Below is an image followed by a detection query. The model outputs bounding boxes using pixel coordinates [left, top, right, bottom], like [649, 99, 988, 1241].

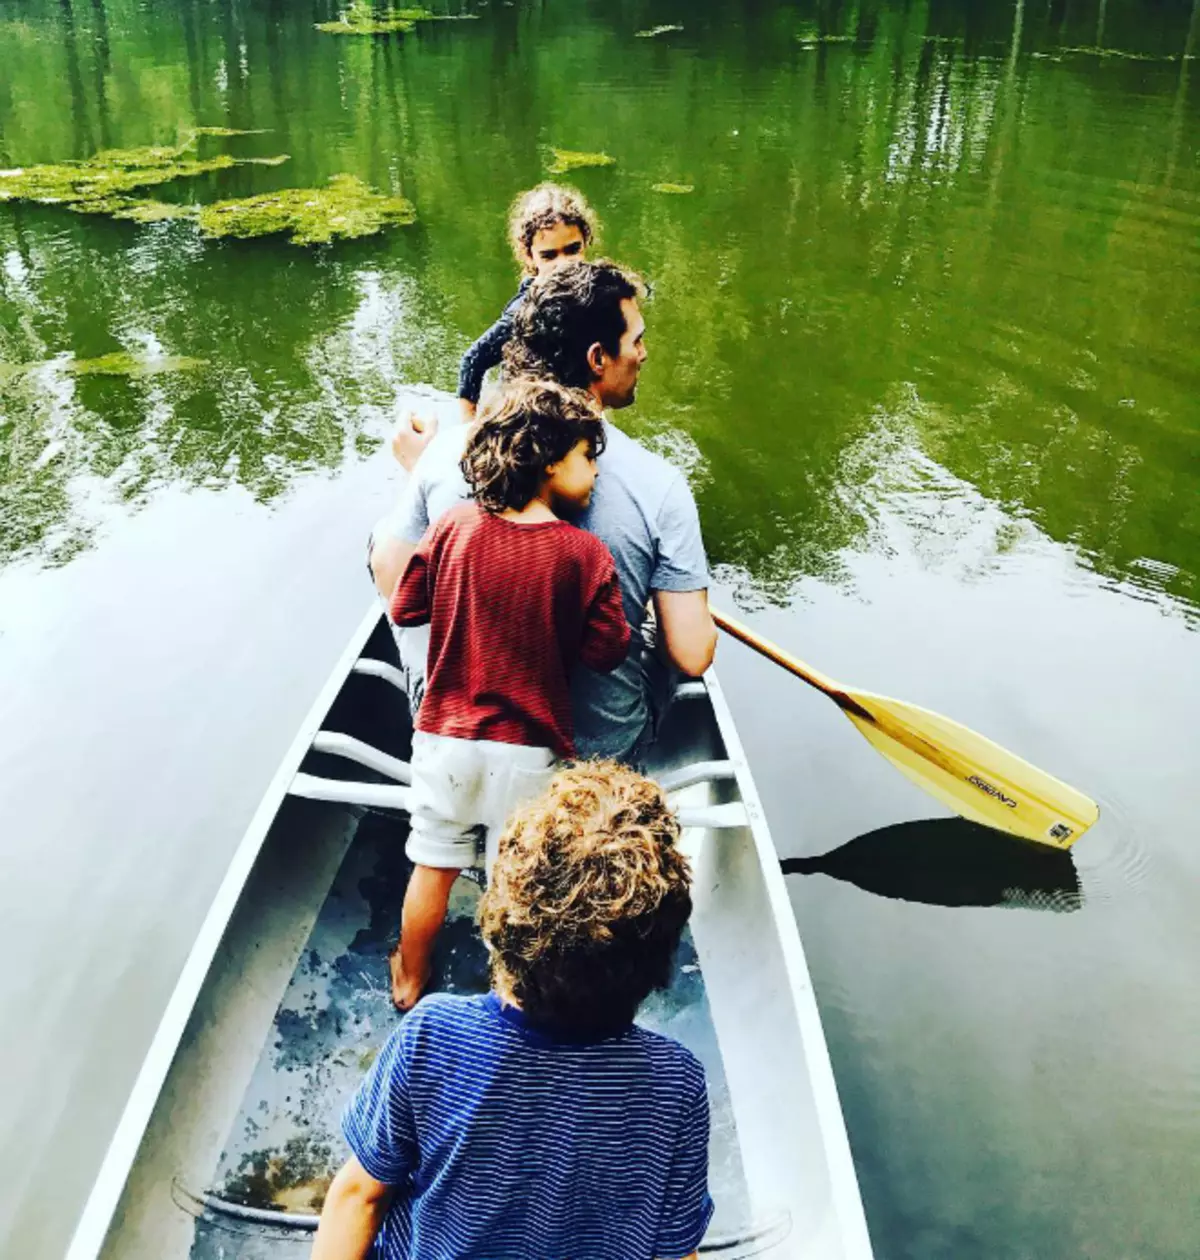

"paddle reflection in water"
[782, 819, 1081, 913]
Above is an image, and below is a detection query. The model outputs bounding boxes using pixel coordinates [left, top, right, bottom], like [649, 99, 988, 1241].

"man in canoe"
[313, 762, 713, 1260]
[370, 259, 717, 767]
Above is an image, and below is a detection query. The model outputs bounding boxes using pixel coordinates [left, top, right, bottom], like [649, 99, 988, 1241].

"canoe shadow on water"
[781, 818, 1083, 912]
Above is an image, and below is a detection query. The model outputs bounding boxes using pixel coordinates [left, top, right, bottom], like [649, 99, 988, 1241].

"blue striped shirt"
[342, 991, 714, 1259]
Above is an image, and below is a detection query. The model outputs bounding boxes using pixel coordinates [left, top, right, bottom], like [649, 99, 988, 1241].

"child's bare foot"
[389, 946, 430, 1011]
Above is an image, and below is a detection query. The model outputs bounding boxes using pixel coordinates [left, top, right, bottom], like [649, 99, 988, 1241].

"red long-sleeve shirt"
[390, 503, 630, 759]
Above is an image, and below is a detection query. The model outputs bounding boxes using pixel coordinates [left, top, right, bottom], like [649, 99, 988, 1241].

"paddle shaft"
[712, 605, 989, 775]
[711, 607, 874, 720]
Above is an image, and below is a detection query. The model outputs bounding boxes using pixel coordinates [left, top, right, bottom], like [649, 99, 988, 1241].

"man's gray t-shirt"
[383, 421, 709, 761]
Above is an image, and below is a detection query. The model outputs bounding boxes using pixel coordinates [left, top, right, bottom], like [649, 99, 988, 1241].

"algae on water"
[190, 127, 266, 137]
[796, 31, 856, 46]
[0, 131, 287, 222]
[652, 182, 694, 194]
[65, 352, 209, 377]
[108, 200, 199, 223]
[196, 174, 417, 245]
[1, 352, 208, 380]
[0, 152, 238, 209]
[315, 2, 472, 34]
[1057, 45, 1164, 60]
[0, 133, 411, 247]
[316, 15, 417, 34]
[545, 149, 616, 175]
[635, 24, 683, 38]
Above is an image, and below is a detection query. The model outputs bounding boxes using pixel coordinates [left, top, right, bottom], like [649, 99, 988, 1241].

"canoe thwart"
[677, 801, 749, 830]
[289, 772, 411, 812]
[656, 759, 736, 793]
[351, 657, 410, 695]
[673, 680, 708, 701]
[288, 771, 747, 829]
[311, 731, 413, 784]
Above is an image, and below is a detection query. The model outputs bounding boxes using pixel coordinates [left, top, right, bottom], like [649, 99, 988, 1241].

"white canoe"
[64, 601, 875, 1260]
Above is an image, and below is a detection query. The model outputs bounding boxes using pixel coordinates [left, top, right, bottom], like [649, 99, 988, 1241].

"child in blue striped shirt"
[313, 762, 713, 1260]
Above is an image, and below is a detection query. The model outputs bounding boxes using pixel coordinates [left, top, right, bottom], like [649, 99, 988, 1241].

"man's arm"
[389, 540, 433, 628]
[371, 534, 418, 602]
[653, 589, 716, 677]
[311, 1156, 394, 1260]
[648, 472, 715, 677]
[371, 423, 434, 599]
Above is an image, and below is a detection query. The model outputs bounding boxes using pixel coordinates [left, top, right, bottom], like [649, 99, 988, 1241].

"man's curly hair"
[479, 762, 693, 1036]
[503, 259, 644, 390]
[509, 183, 597, 274]
[461, 378, 605, 513]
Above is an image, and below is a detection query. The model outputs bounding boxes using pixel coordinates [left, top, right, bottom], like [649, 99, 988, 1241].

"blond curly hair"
[509, 183, 597, 274]
[479, 762, 692, 1035]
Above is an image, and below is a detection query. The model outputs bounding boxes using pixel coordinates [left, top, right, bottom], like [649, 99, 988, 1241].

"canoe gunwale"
[700, 670, 875, 1258]
[63, 605, 384, 1260]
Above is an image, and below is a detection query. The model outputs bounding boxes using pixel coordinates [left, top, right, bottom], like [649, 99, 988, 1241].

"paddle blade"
[842, 693, 1099, 849]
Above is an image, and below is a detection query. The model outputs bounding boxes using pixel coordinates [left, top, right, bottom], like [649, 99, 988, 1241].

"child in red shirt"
[388, 379, 629, 1009]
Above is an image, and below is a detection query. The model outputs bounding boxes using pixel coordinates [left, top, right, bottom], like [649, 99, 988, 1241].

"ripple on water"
[1069, 790, 1152, 904]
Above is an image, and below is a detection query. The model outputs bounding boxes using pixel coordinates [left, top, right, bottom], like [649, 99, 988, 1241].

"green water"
[1, 1, 1198, 1256]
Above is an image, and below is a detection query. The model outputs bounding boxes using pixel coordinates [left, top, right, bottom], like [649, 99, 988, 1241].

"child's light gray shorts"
[406, 731, 555, 873]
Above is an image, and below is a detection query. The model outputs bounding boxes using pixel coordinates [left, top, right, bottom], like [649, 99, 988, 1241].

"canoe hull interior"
[93, 613, 873, 1260]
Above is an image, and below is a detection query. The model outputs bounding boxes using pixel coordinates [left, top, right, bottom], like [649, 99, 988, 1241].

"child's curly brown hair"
[479, 761, 693, 1036]
[461, 378, 606, 514]
[509, 183, 597, 274]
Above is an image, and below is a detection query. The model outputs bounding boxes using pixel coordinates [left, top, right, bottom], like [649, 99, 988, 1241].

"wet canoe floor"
[188, 808, 751, 1258]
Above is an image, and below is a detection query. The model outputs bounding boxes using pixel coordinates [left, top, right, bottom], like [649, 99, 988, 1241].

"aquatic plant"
[0, 135, 414, 246]
[635, 24, 683, 38]
[196, 174, 417, 245]
[109, 200, 198, 223]
[0, 131, 288, 222]
[0, 352, 208, 380]
[1057, 45, 1169, 61]
[796, 30, 856, 46]
[652, 182, 694, 194]
[545, 148, 616, 175]
[316, 14, 417, 34]
[190, 127, 267, 137]
[65, 352, 209, 377]
[0, 152, 236, 210]
[314, 2, 474, 35]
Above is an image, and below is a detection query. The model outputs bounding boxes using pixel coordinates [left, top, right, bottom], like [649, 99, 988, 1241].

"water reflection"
[0, 0, 1197, 615]
[783, 817, 1082, 912]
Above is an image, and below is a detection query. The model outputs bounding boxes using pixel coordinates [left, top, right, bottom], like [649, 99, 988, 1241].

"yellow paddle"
[712, 607, 1099, 850]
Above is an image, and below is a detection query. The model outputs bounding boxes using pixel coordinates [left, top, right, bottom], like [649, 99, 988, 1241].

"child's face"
[528, 222, 587, 275]
[545, 438, 599, 512]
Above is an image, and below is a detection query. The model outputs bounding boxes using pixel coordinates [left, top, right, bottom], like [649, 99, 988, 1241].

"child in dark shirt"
[387, 379, 630, 1009]
[456, 184, 597, 421]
